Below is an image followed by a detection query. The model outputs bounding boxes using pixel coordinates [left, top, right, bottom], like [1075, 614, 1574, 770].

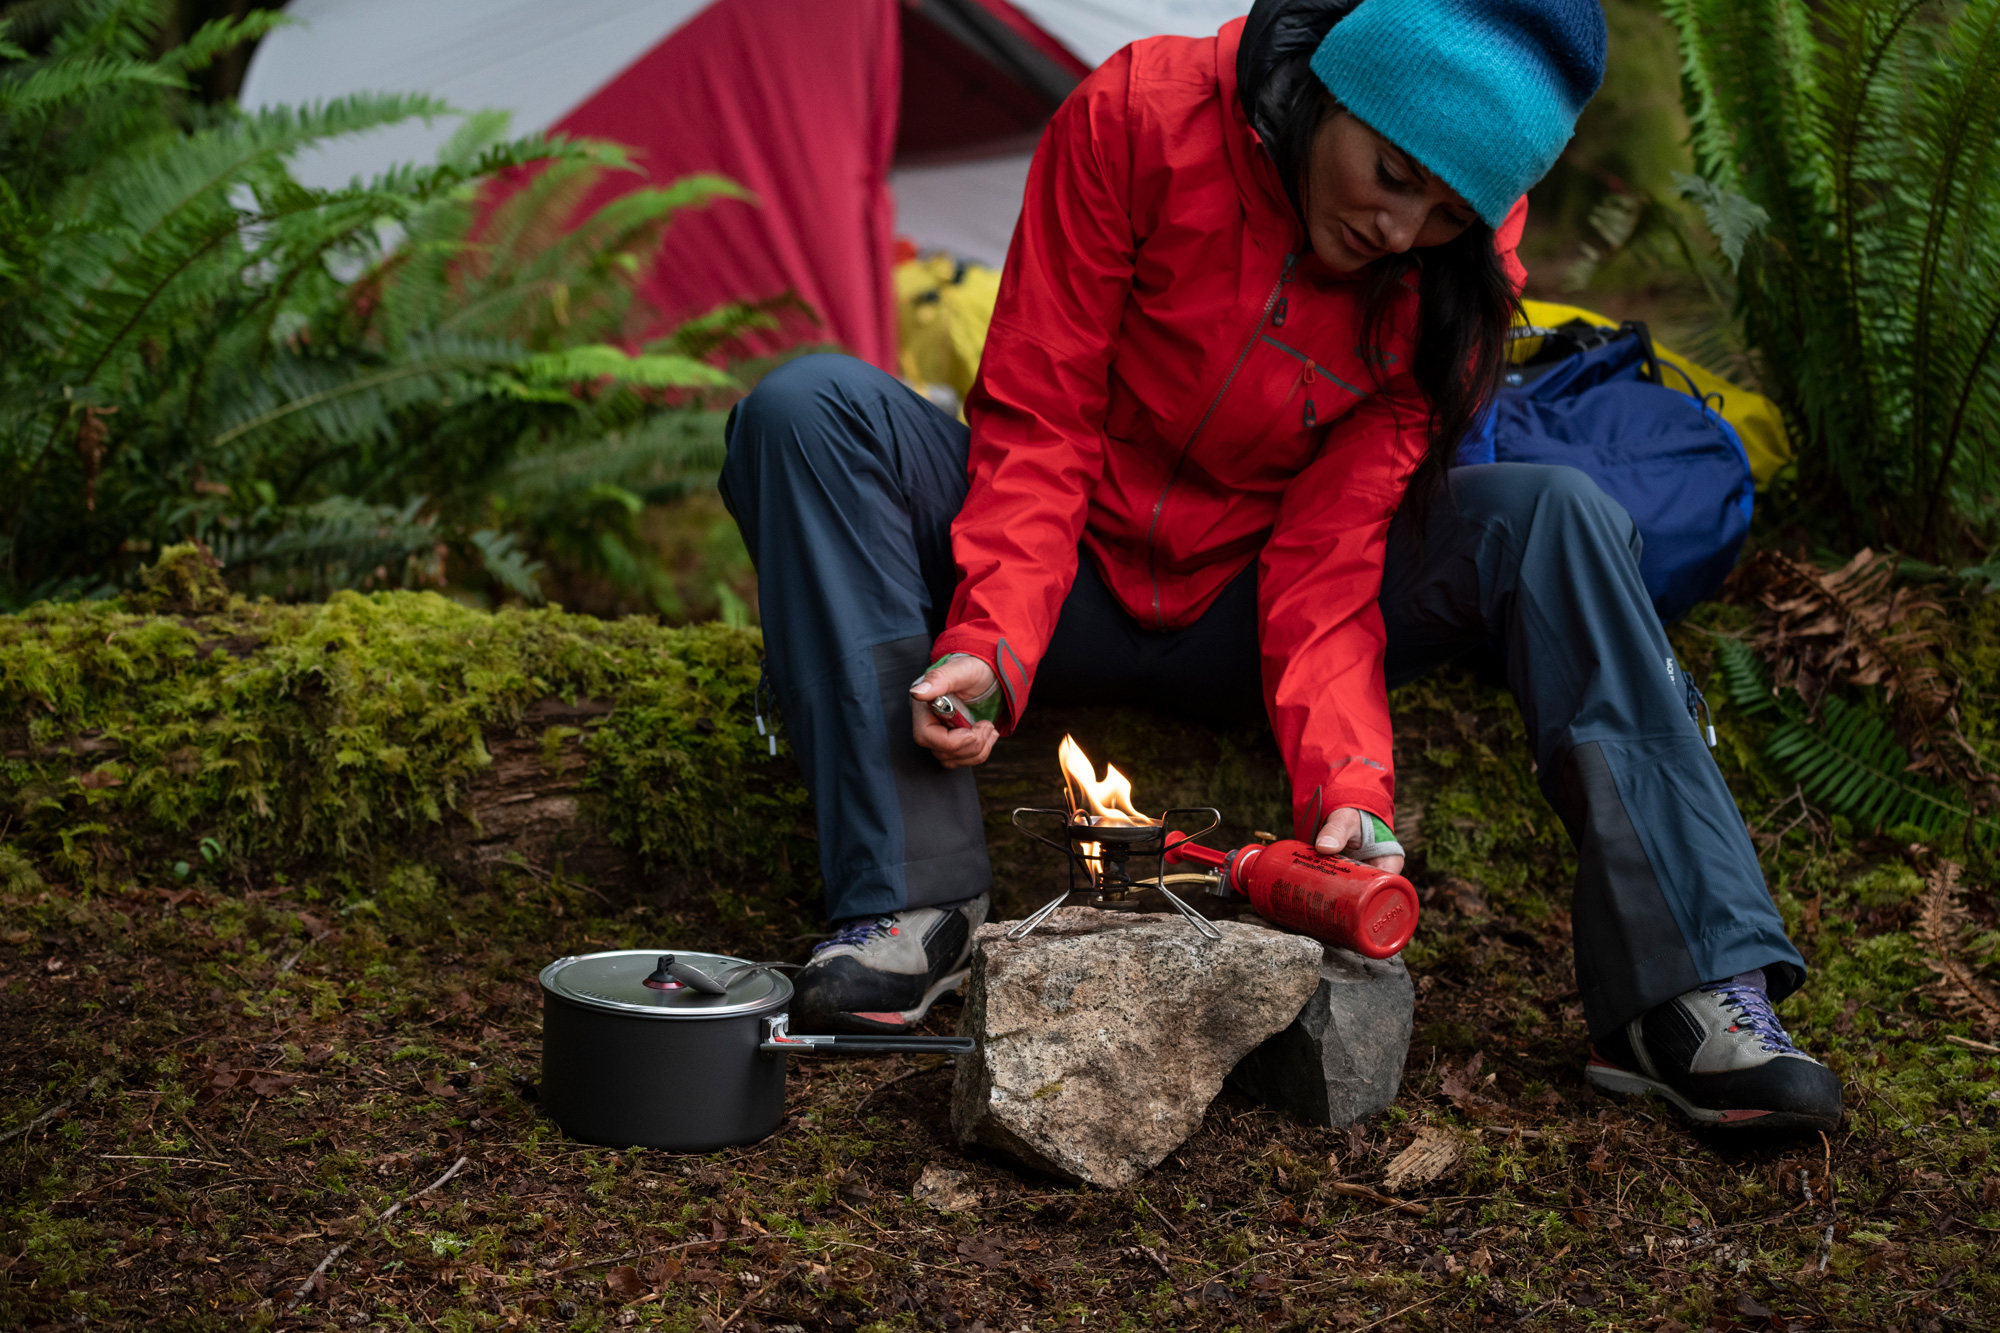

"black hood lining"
[1236, 0, 1360, 151]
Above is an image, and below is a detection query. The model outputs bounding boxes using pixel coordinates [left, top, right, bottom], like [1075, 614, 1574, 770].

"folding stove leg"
[1154, 882, 1224, 941]
[1004, 889, 1073, 941]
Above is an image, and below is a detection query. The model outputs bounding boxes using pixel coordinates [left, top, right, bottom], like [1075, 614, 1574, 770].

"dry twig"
[0, 1098, 77, 1145]
[285, 1155, 471, 1313]
[1328, 1181, 1428, 1216]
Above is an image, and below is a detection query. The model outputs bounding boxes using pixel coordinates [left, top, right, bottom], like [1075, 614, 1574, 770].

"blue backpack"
[1457, 319, 1755, 622]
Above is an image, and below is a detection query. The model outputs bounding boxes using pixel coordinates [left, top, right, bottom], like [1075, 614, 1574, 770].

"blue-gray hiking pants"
[719, 354, 1806, 1038]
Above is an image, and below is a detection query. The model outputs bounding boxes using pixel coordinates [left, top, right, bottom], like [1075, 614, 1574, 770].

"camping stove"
[1007, 807, 1225, 941]
[1007, 736, 1227, 942]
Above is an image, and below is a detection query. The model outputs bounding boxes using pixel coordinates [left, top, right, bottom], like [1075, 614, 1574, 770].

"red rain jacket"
[931, 18, 1527, 839]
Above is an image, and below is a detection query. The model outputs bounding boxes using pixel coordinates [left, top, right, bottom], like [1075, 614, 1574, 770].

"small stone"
[911, 1164, 979, 1212]
[952, 909, 1323, 1187]
[1227, 946, 1413, 1126]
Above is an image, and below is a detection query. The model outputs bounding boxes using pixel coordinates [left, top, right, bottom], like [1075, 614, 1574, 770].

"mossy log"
[0, 547, 1297, 922]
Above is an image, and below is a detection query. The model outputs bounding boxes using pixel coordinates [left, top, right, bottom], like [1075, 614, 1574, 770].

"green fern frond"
[0, 52, 181, 118]
[1663, 0, 2000, 552]
[154, 9, 289, 76]
[208, 334, 524, 449]
[1715, 636, 1777, 715]
[1763, 696, 1986, 839]
[466, 528, 544, 602]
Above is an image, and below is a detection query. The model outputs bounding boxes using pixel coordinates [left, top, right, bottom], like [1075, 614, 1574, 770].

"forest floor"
[4, 585, 1999, 1332]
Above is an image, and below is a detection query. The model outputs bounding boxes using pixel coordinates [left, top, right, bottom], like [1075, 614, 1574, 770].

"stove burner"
[1007, 805, 1226, 942]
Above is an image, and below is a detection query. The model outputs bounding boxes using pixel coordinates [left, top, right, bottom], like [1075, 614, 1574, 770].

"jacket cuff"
[1291, 783, 1395, 843]
[929, 631, 1030, 735]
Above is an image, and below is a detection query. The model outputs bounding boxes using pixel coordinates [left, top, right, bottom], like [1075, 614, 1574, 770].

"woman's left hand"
[1313, 808, 1405, 874]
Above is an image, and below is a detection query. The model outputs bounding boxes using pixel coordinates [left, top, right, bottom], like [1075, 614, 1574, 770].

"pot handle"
[760, 1013, 974, 1056]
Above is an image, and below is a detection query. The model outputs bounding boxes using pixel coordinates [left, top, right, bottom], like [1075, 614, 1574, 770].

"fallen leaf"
[911, 1164, 979, 1212]
[296, 912, 340, 943]
[604, 1265, 645, 1298]
[1585, 1145, 1611, 1173]
[1439, 1052, 1485, 1104]
[640, 1254, 683, 1285]
[955, 1235, 1008, 1268]
[1382, 1125, 1461, 1192]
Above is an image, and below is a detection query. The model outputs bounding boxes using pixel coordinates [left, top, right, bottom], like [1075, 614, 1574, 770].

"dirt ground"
[3, 663, 1998, 1332]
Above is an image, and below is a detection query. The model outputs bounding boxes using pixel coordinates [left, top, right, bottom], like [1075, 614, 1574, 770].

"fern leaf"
[1674, 172, 1770, 270]
[0, 53, 182, 118]
[467, 528, 544, 602]
[155, 10, 291, 76]
[1716, 636, 1776, 714]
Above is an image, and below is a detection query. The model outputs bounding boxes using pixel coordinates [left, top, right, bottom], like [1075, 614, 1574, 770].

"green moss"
[0, 583, 808, 898]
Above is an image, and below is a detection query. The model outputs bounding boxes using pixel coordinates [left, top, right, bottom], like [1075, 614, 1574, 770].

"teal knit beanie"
[1309, 0, 1607, 228]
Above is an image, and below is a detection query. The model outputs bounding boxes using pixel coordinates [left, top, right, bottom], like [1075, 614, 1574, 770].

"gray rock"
[951, 908, 1323, 1187]
[1227, 946, 1414, 1126]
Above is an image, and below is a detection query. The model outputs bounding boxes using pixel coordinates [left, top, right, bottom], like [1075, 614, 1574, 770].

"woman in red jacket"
[721, 0, 1839, 1131]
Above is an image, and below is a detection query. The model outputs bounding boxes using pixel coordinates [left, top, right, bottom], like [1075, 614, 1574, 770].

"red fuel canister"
[1164, 834, 1419, 959]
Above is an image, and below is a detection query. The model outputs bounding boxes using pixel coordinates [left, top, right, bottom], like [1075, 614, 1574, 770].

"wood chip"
[1382, 1126, 1461, 1192]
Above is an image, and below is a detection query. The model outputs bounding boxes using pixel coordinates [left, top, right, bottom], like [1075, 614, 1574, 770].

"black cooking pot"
[539, 949, 973, 1150]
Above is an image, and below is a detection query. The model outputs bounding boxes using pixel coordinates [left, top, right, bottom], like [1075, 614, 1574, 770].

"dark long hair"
[1269, 65, 1518, 523]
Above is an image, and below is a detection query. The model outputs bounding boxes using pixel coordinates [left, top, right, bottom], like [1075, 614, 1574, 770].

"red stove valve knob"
[1164, 833, 1419, 960]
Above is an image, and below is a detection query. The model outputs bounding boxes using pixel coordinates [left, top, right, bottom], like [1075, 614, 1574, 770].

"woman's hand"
[910, 657, 1000, 769]
[1314, 807, 1406, 874]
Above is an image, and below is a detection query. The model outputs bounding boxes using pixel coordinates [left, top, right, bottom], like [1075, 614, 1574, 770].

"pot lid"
[539, 950, 791, 1018]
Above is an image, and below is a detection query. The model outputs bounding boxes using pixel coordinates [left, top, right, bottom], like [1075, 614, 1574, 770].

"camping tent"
[239, 0, 1253, 370]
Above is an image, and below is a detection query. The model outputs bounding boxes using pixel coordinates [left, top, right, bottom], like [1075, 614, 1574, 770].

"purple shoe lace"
[813, 917, 896, 955]
[1700, 971, 1803, 1056]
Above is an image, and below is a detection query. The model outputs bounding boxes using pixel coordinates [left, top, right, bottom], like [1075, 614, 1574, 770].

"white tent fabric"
[1012, 0, 1251, 67]
[889, 154, 1036, 269]
[239, 0, 705, 190]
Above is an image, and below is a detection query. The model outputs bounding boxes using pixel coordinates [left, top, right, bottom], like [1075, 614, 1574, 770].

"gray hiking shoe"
[790, 894, 989, 1034]
[1586, 970, 1842, 1131]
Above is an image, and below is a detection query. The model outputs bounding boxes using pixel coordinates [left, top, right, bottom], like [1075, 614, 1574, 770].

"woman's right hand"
[909, 656, 1001, 769]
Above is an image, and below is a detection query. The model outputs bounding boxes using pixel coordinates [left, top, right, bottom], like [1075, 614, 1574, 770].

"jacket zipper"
[1142, 252, 1297, 628]
[1258, 335, 1365, 396]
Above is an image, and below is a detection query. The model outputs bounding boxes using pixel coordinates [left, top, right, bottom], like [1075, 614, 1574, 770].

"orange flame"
[1058, 734, 1159, 827]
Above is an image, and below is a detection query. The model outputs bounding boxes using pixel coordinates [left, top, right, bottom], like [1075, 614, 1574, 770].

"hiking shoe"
[1585, 970, 1842, 1131]
[790, 895, 988, 1034]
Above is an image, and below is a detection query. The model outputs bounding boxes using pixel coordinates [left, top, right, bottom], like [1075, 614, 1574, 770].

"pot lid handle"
[641, 954, 729, 995]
